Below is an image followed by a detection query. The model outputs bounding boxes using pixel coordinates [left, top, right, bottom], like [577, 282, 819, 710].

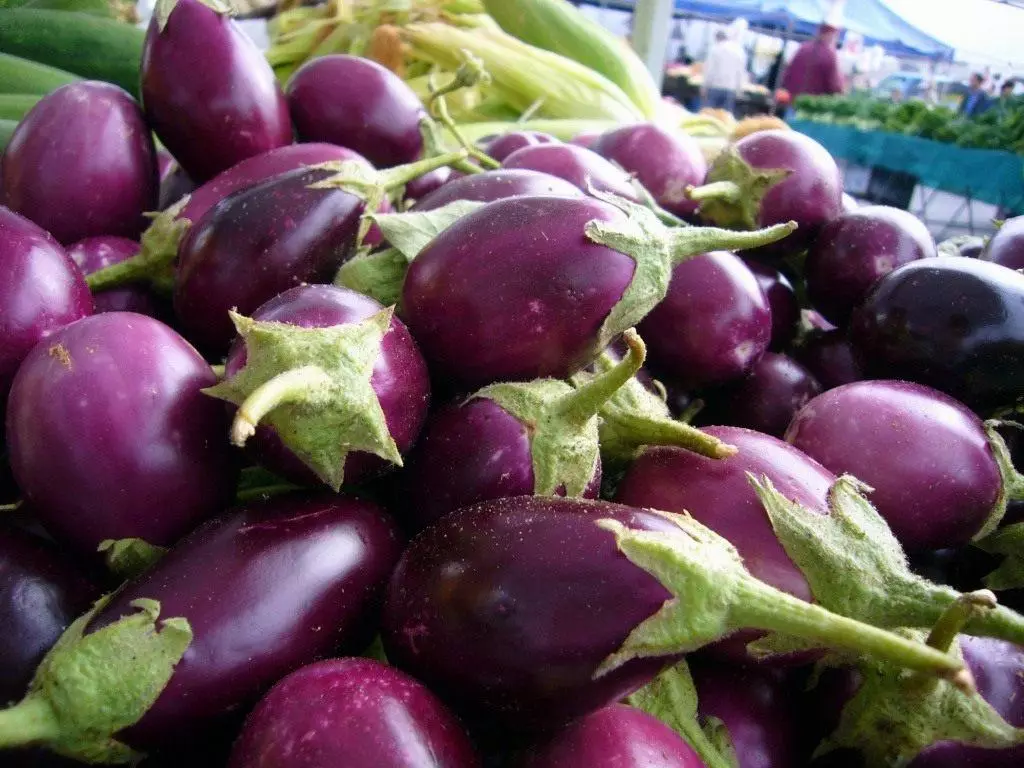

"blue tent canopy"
[579, 0, 954, 60]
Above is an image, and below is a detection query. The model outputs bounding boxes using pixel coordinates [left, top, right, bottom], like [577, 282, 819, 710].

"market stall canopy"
[580, 0, 955, 59]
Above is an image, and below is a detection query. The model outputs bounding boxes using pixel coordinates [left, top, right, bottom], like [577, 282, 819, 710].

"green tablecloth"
[787, 119, 1024, 211]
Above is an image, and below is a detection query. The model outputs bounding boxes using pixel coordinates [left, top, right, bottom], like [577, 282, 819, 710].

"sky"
[885, 0, 1024, 70]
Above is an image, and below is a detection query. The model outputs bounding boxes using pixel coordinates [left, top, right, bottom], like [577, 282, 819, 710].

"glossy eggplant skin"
[743, 258, 800, 351]
[792, 330, 864, 391]
[287, 55, 424, 169]
[519, 704, 706, 768]
[228, 658, 480, 768]
[483, 131, 558, 163]
[88, 493, 402, 748]
[501, 143, 640, 202]
[174, 166, 365, 356]
[981, 214, 1024, 270]
[806, 206, 935, 327]
[2, 82, 158, 244]
[849, 257, 1024, 413]
[67, 236, 164, 317]
[141, 0, 293, 183]
[381, 496, 679, 734]
[411, 169, 583, 212]
[401, 196, 635, 389]
[0, 207, 92, 402]
[0, 525, 98, 704]
[223, 285, 431, 488]
[639, 251, 771, 390]
[6, 312, 238, 554]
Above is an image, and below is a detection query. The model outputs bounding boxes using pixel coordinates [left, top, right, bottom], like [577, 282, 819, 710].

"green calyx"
[582, 188, 796, 353]
[0, 597, 192, 764]
[686, 146, 792, 231]
[98, 538, 168, 581]
[418, 116, 488, 180]
[595, 509, 965, 682]
[478, 328, 646, 497]
[973, 421, 1024, 542]
[84, 198, 191, 294]
[628, 662, 738, 768]
[569, 346, 736, 469]
[816, 593, 1024, 765]
[977, 523, 1024, 591]
[202, 308, 400, 492]
[751, 473, 1024, 648]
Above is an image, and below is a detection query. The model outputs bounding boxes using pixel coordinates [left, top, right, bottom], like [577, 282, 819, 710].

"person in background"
[781, 23, 845, 100]
[701, 29, 746, 113]
[960, 73, 991, 118]
[996, 79, 1018, 113]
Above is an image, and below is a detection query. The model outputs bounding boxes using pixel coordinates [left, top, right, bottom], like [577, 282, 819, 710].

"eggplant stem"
[0, 696, 60, 748]
[608, 411, 737, 459]
[664, 221, 798, 268]
[686, 180, 742, 204]
[554, 329, 645, 427]
[230, 365, 333, 448]
[927, 590, 998, 653]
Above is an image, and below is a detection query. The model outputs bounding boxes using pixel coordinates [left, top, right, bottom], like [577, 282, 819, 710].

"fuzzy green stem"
[987, 421, 1024, 503]
[732, 578, 969, 687]
[606, 411, 737, 459]
[419, 117, 485, 177]
[686, 180, 742, 204]
[377, 150, 473, 192]
[678, 399, 705, 424]
[928, 590, 998, 653]
[434, 95, 502, 171]
[554, 329, 645, 427]
[0, 696, 60, 748]
[85, 246, 165, 293]
[665, 221, 797, 267]
[230, 365, 333, 447]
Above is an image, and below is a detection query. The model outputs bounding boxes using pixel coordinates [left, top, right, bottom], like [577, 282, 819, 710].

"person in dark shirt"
[781, 23, 845, 98]
[960, 73, 991, 117]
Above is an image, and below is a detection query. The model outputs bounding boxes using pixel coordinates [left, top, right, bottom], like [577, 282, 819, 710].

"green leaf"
[203, 309, 400, 491]
[373, 199, 488, 262]
[628, 662, 738, 768]
[977, 522, 1024, 591]
[334, 247, 410, 307]
[97, 538, 168, 581]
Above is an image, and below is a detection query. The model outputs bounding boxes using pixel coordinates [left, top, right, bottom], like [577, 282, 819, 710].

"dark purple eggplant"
[501, 143, 641, 201]
[592, 123, 707, 218]
[519, 703, 706, 767]
[849, 257, 1024, 412]
[0, 207, 92, 403]
[411, 168, 583, 212]
[5, 312, 237, 554]
[981, 215, 1024, 270]
[228, 658, 480, 768]
[688, 130, 843, 260]
[0, 525, 98, 704]
[569, 131, 600, 148]
[639, 251, 771, 390]
[483, 131, 558, 162]
[156, 154, 194, 211]
[697, 353, 822, 439]
[67, 237, 164, 317]
[792, 329, 863, 391]
[212, 284, 431, 491]
[401, 196, 794, 389]
[287, 55, 425, 169]
[785, 380, 1010, 551]
[0, 493, 401, 760]
[381, 496, 963, 734]
[806, 206, 935, 326]
[404, 166, 454, 204]
[2, 81, 157, 244]
[743, 258, 800, 351]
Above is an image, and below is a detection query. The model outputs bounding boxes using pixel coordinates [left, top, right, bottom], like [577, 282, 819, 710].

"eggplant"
[501, 143, 640, 201]
[792, 329, 863, 391]
[743, 258, 800, 351]
[981, 215, 1024, 270]
[67, 237, 164, 318]
[411, 168, 583, 212]
[483, 131, 558, 162]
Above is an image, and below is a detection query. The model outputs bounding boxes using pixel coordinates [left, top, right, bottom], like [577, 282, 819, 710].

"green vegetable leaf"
[335, 247, 410, 307]
[372, 199, 487, 262]
[97, 538, 168, 581]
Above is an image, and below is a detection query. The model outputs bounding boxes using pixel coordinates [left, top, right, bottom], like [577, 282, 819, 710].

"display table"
[787, 119, 1024, 226]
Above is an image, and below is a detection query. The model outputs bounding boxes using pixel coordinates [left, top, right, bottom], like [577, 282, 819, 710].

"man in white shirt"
[701, 29, 747, 113]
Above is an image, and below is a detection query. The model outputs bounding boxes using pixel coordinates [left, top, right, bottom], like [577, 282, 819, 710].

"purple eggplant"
[483, 131, 559, 163]
[698, 353, 822, 439]
[592, 123, 708, 218]
[0, 493, 401, 760]
[67, 237, 164, 317]
[381, 496, 963, 734]
[784, 381, 1007, 551]
[157, 155, 194, 212]
[404, 166, 454, 204]
[639, 251, 771, 390]
[142, 0, 292, 183]
[688, 130, 843, 260]
[2, 82, 157, 244]
[288, 55, 424, 169]
[502, 143, 641, 202]
[981, 215, 1024, 270]
[0, 525, 98, 704]
[411, 168, 583, 212]
[849, 257, 1024, 412]
[743, 258, 800, 351]
[5, 312, 237, 554]
[691, 661, 805, 768]
[519, 703, 706, 767]
[792, 329, 863, 391]
[0, 207, 92, 403]
[228, 658, 480, 768]
[570, 131, 600, 149]
[806, 206, 936, 326]
[213, 284, 431, 491]
[401, 196, 794, 389]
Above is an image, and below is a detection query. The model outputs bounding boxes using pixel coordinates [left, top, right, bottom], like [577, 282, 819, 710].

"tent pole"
[633, 0, 674, 90]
